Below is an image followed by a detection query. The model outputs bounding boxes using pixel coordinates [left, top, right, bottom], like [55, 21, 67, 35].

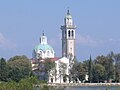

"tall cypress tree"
[0, 58, 8, 81]
[88, 55, 93, 83]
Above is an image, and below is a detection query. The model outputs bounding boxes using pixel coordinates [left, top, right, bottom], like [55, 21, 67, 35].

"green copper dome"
[34, 44, 54, 52]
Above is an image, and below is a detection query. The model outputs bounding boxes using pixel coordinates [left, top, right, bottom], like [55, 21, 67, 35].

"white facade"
[61, 9, 76, 58]
[49, 57, 70, 83]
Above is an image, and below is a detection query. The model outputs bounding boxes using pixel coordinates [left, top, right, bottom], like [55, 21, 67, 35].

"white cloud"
[76, 34, 97, 46]
[0, 32, 16, 49]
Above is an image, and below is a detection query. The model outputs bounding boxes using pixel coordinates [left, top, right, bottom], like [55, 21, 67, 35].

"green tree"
[59, 62, 67, 83]
[94, 54, 114, 82]
[7, 55, 32, 82]
[88, 55, 93, 83]
[44, 59, 55, 74]
[106, 52, 115, 81]
[69, 58, 79, 83]
[37, 58, 55, 81]
[0, 58, 9, 81]
[77, 62, 86, 82]
[8, 67, 22, 82]
[92, 64, 105, 83]
[114, 53, 120, 82]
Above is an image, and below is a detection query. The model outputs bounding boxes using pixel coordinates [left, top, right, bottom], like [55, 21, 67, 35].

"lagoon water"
[65, 86, 120, 90]
[35, 86, 120, 90]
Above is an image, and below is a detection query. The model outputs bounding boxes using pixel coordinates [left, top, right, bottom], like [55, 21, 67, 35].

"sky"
[0, 0, 120, 61]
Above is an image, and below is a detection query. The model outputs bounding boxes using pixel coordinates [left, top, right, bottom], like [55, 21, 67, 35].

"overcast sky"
[0, 0, 120, 61]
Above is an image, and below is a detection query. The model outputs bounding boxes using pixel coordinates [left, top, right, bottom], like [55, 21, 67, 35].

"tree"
[94, 54, 114, 82]
[7, 55, 32, 82]
[92, 64, 105, 83]
[114, 53, 120, 82]
[37, 58, 55, 81]
[44, 59, 55, 74]
[59, 62, 67, 83]
[0, 58, 9, 81]
[106, 52, 115, 81]
[88, 55, 93, 83]
[69, 58, 79, 83]
[77, 62, 86, 82]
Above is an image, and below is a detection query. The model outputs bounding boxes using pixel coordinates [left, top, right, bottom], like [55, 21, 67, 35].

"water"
[35, 86, 120, 90]
[65, 86, 120, 90]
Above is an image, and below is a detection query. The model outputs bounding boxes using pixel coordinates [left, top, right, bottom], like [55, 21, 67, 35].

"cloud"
[0, 32, 16, 49]
[76, 34, 97, 46]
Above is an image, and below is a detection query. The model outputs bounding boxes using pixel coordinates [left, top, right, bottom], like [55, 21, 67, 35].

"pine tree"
[88, 55, 93, 83]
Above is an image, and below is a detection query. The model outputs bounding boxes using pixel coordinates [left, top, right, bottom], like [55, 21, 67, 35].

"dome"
[33, 33, 55, 59]
[34, 44, 54, 52]
[65, 14, 72, 19]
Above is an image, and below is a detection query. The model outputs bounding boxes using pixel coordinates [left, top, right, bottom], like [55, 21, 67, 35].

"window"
[38, 51, 42, 58]
[68, 30, 70, 37]
[47, 51, 50, 56]
[72, 30, 74, 37]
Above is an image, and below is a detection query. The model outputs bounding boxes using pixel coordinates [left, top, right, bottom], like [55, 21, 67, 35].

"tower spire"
[61, 9, 76, 58]
[42, 30, 44, 36]
[67, 7, 70, 15]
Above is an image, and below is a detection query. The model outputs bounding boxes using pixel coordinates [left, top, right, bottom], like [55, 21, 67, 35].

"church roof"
[34, 44, 54, 52]
[59, 57, 69, 64]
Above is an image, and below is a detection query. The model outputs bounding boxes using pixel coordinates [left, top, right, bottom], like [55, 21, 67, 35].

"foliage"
[7, 55, 32, 82]
[69, 58, 79, 82]
[44, 59, 55, 73]
[36, 58, 55, 81]
[59, 61, 67, 83]
[1, 51, 120, 84]
[0, 76, 39, 90]
[88, 56, 93, 83]
[94, 54, 114, 82]
[92, 64, 105, 82]
[113, 53, 120, 82]
[0, 55, 32, 82]
[0, 58, 9, 81]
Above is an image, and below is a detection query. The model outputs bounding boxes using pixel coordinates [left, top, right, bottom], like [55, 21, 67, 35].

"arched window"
[47, 51, 50, 56]
[72, 30, 74, 37]
[68, 30, 70, 37]
[39, 51, 42, 57]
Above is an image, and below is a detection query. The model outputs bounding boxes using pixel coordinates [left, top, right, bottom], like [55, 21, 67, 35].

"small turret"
[40, 32, 47, 44]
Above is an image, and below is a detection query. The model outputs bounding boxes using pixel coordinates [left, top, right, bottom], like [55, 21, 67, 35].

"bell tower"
[61, 9, 76, 58]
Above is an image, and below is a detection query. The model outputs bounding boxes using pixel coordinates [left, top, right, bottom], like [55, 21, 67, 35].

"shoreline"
[35, 83, 120, 87]
[47, 83, 120, 87]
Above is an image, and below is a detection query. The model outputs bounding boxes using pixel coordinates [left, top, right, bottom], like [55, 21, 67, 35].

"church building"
[31, 9, 76, 83]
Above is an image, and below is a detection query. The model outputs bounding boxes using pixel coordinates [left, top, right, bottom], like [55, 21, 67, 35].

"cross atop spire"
[67, 7, 70, 15]
[42, 30, 44, 36]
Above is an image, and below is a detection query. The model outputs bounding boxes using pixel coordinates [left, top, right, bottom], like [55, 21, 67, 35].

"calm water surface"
[35, 86, 120, 90]
[65, 86, 120, 90]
